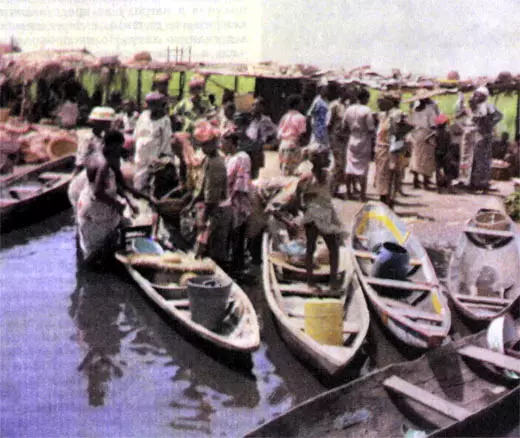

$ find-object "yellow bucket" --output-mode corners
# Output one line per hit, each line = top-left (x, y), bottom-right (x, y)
(304, 299), (343, 345)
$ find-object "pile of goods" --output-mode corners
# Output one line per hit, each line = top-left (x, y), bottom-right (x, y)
(0, 119), (77, 165)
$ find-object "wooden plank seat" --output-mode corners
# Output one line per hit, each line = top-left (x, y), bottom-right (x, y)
(353, 250), (422, 267)
(9, 185), (43, 194)
(454, 294), (512, 306)
(289, 317), (360, 334)
(383, 375), (472, 421)
(279, 283), (343, 298)
(464, 227), (515, 239)
(366, 276), (437, 292)
(381, 298), (443, 322)
(458, 345), (520, 374)
(38, 171), (69, 180)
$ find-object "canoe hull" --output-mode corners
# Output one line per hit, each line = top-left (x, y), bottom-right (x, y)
(246, 325), (520, 437)
(262, 233), (370, 377)
(448, 209), (520, 324)
(0, 155), (75, 231)
(350, 202), (451, 349)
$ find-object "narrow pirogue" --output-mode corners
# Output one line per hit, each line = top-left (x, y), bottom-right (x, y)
(0, 154), (75, 231)
(447, 208), (520, 324)
(115, 234), (260, 357)
(349, 202), (451, 349)
(246, 313), (520, 437)
(262, 232), (370, 377)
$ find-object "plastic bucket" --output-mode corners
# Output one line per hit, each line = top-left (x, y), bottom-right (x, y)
(304, 298), (343, 345)
(187, 275), (232, 330)
(487, 314), (519, 379)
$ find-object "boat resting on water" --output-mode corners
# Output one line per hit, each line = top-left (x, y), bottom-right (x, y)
(448, 208), (520, 324)
(0, 154), (75, 230)
(350, 202), (451, 349)
(246, 314), (520, 437)
(262, 232), (370, 377)
(115, 235), (260, 356)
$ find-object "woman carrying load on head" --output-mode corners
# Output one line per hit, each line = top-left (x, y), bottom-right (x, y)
(277, 94), (307, 176)
(76, 130), (140, 265)
(296, 144), (342, 294)
(68, 107), (115, 215)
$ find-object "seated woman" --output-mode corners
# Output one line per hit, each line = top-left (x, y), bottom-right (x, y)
(76, 130), (142, 266)
(296, 144), (343, 293)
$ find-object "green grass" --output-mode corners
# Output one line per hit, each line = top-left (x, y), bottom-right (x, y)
(79, 70), (517, 138)
(367, 90), (518, 138)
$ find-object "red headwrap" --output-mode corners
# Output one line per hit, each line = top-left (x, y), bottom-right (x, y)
(435, 114), (449, 126)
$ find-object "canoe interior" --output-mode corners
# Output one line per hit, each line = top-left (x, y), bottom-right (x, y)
(264, 232), (370, 376)
(351, 203), (447, 333)
(0, 155), (75, 204)
(448, 212), (520, 321)
(246, 327), (520, 438)
(116, 244), (259, 352)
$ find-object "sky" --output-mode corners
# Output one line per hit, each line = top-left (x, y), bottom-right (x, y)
(0, 0), (518, 78)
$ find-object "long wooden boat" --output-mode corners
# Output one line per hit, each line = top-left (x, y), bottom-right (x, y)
(246, 317), (520, 437)
(262, 232), (370, 377)
(115, 237), (261, 356)
(447, 208), (520, 324)
(350, 202), (451, 349)
(0, 154), (75, 231)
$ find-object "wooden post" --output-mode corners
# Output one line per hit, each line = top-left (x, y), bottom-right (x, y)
(178, 71), (186, 100)
(234, 76), (239, 92)
(188, 46), (192, 63)
(515, 89), (519, 142)
(137, 69), (142, 112)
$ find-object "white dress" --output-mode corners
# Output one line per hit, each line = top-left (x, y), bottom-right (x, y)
(133, 110), (173, 192)
(77, 168), (121, 261)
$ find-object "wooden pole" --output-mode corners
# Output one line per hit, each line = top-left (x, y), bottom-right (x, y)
(137, 69), (142, 112)
(234, 76), (239, 92)
(188, 46), (192, 63)
(178, 71), (186, 100)
(515, 89), (519, 142)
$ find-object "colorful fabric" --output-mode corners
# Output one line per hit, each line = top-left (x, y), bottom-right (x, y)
(279, 139), (302, 176)
(77, 168), (121, 261)
(193, 120), (220, 143)
(344, 103), (375, 176)
(133, 110), (173, 193)
(225, 151), (252, 228)
(409, 103), (438, 177)
(173, 97), (212, 133)
(278, 110), (307, 141)
(307, 95), (329, 146)
(327, 99), (347, 146)
(299, 172), (342, 235)
(246, 115), (277, 144)
(75, 131), (104, 168)
(375, 109), (402, 196)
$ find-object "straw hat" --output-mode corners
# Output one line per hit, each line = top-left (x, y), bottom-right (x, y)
(88, 107), (116, 122)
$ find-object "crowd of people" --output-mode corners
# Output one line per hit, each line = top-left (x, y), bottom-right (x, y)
(65, 73), (518, 291)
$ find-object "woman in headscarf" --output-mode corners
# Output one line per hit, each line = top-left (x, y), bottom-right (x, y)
(133, 92), (174, 196)
(374, 91), (410, 207)
(408, 89), (439, 190)
(343, 88), (375, 202)
(185, 121), (229, 265)
(173, 75), (212, 133)
(221, 130), (252, 272)
(277, 94), (307, 176)
(462, 86), (503, 191)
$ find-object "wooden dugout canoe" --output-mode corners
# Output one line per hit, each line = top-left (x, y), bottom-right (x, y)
(115, 238), (260, 356)
(447, 208), (520, 324)
(246, 318), (520, 437)
(262, 232), (370, 377)
(0, 154), (75, 231)
(350, 202), (451, 349)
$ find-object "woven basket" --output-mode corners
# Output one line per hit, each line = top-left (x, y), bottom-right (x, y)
(475, 210), (509, 231)
(46, 136), (77, 159)
(0, 108), (9, 122)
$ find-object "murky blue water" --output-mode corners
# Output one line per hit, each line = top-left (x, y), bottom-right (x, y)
(0, 211), (518, 437)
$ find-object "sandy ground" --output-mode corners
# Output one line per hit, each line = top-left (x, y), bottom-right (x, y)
(259, 150), (519, 250)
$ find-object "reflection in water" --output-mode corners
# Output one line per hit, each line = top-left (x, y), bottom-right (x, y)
(69, 269), (132, 406)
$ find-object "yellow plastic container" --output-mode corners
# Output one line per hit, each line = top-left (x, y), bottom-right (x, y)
(304, 299), (344, 345)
